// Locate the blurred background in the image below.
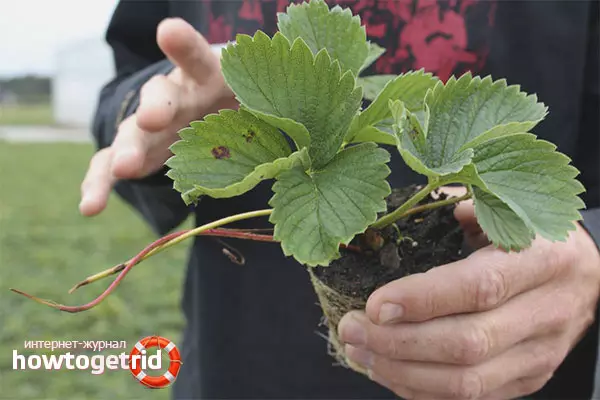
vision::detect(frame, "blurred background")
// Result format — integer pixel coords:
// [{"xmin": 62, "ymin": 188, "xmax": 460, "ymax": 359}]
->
[{"xmin": 0, "ymin": 1, "xmax": 189, "ymax": 398}]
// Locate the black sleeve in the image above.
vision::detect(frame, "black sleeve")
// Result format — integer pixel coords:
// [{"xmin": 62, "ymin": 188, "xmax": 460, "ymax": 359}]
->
[
  {"xmin": 579, "ymin": 0, "xmax": 600, "ymax": 248},
  {"xmin": 580, "ymin": 2, "xmax": 600, "ymax": 249},
  {"xmin": 582, "ymin": 210, "xmax": 600, "ymax": 251},
  {"xmin": 92, "ymin": 1, "xmax": 193, "ymax": 236}
]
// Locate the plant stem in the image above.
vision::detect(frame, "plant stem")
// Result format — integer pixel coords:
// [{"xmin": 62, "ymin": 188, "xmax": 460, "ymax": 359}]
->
[
  {"xmin": 371, "ymin": 183, "xmax": 473, "ymax": 229},
  {"xmin": 10, "ymin": 209, "xmax": 273, "ymax": 313},
  {"xmin": 151, "ymin": 209, "xmax": 274, "ymax": 256},
  {"xmin": 396, "ymin": 191, "xmax": 472, "ymax": 219},
  {"xmin": 371, "ymin": 182, "xmax": 438, "ymax": 229}
]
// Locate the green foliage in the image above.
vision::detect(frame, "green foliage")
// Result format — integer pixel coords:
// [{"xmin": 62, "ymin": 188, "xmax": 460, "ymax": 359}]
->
[
  {"xmin": 472, "ymin": 187, "xmax": 535, "ymax": 251},
  {"xmin": 169, "ymin": 0, "xmax": 390, "ymax": 266},
  {"xmin": 471, "ymin": 133, "xmax": 584, "ymax": 246},
  {"xmin": 277, "ymin": 0, "xmax": 369, "ymax": 75},
  {"xmin": 221, "ymin": 31, "xmax": 362, "ymax": 168},
  {"xmin": 359, "ymin": 42, "xmax": 386, "ymax": 74},
  {"xmin": 166, "ymin": 109, "xmax": 308, "ymax": 204},
  {"xmin": 348, "ymin": 70, "xmax": 438, "ymax": 144},
  {"xmin": 356, "ymin": 75, "xmax": 395, "ymax": 101},
  {"xmin": 168, "ymin": 0, "xmax": 585, "ymax": 264},
  {"xmin": 270, "ymin": 143, "xmax": 390, "ymax": 265},
  {"xmin": 392, "ymin": 74, "xmax": 583, "ymax": 250}
]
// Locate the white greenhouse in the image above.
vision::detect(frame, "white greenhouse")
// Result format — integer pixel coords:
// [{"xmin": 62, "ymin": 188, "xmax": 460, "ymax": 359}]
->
[{"xmin": 52, "ymin": 38, "xmax": 114, "ymax": 128}]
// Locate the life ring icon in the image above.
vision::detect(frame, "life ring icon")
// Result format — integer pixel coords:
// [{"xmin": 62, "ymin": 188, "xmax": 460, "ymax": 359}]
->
[{"xmin": 129, "ymin": 336, "xmax": 182, "ymax": 388}]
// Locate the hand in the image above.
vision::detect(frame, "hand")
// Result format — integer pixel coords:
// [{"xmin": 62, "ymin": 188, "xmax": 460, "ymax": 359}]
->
[
  {"xmin": 338, "ymin": 200, "xmax": 600, "ymax": 399},
  {"xmin": 79, "ymin": 18, "xmax": 237, "ymax": 216}
]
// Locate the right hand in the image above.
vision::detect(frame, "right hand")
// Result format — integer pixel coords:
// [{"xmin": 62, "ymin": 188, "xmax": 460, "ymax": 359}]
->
[{"xmin": 79, "ymin": 18, "xmax": 237, "ymax": 216}]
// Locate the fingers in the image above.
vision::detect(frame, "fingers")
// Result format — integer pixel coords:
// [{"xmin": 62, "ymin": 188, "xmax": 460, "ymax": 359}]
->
[
  {"xmin": 347, "ymin": 337, "xmax": 565, "ymax": 399},
  {"xmin": 366, "ymin": 240, "xmax": 562, "ymax": 324},
  {"xmin": 454, "ymin": 199, "xmax": 490, "ymax": 250},
  {"xmin": 80, "ymin": 148, "xmax": 116, "ymax": 216},
  {"xmin": 110, "ymin": 115, "xmax": 149, "ymax": 179},
  {"xmin": 157, "ymin": 18, "xmax": 219, "ymax": 84},
  {"xmin": 80, "ymin": 115, "xmax": 155, "ymax": 217},
  {"xmin": 340, "ymin": 281, "xmax": 567, "ymax": 365},
  {"xmin": 481, "ymin": 375, "xmax": 551, "ymax": 400},
  {"xmin": 137, "ymin": 75, "xmax": 180, "ymax": 132}
]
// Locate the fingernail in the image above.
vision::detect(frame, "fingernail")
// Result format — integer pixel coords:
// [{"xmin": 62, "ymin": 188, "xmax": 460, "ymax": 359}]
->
[
  {"xmin": 338, "ymin": 313, "xmax": 366, "ymax": 345},
  {"xmin": 379, "ymin": 303, "xmax": 404, "ymax": 324},
  {"xmin": 345, "ymin": 344, "xmax": 374, "ymax": 368}
]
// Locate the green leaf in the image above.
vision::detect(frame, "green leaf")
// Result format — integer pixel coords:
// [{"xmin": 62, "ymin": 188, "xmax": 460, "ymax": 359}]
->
[
  {"xmin": 221, "ymin": 31, "xmax": 363, "ymax": 169},
  {"xmin": 472, "ymin": 187, "xmax": 535, "ymax": 251},
  {"xmin": 166, "ymin": 109, "xmax": 307, "ymax": 204},
  {"xmin": 277, "ymin": 0, "xmax": 369, "ymax": 75},
  {"xmin": 348, "ymin": 70, "xmax": 438, "ymax": 143},
  {"xmin": 391, "ymin": 100, "xmax": 471, "ymax": 176},
  {"xmin": 471, "ymin": 133, "xmax": 584, "ymax": 242},
  {"xmin": 349, "ymin": 125, "xmax": 396, "ymax": 146},
  {"xmin": 359, "ymin": 42, "xmax": 386, "ymax": 73},
  {"xmin": 356, "ymin": 75, "xmax": 396, "ymax": 101},
  {"xmin": 269, "ymin": 143, "xmax": 391, "ymax": 266},
  {"xmin": 423, "ymin": 73, "xmax": 548, "ymax": 170}
]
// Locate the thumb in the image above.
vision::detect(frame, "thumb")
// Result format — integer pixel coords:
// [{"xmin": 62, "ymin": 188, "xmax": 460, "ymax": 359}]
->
[{"xmin": 156, "ymin": 18, "xmax": 220, "ymax": 84}]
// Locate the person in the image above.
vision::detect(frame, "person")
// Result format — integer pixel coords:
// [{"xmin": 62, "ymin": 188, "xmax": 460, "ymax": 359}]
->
[{"xmin": 81, "ymin": 1, "xmax": 600, "ymax": 398}]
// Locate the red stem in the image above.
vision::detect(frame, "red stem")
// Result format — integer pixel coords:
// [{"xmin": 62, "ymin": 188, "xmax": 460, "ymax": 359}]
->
[
  {"xmin": 10, "ymin": 231, "xmax": 186, "ymax": 313},
  {"xmin": 10, "ymin": 228, "xmax": 361, "ymax": 313}
]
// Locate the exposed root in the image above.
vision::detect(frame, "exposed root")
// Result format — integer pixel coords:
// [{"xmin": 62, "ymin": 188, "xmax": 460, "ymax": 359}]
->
[
  {"xmin": 308, "ymin": 268, "xmax": 368, "ymax": 376},
  {"xmin": 11, "ymin": 210, "xmax": 273, "ymax": 313},
  {"xmin": 11, "ymin": 207, "xmax": 365, "ymax": 314},
  {"xmin": 10, "ymin": 231, "xmax": 184, "ymax": 313}
]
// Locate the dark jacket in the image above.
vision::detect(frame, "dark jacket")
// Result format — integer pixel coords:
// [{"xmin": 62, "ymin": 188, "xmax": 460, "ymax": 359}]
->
[{"xmin": 93, "ymin": 1, "xmax": 600, "ymax": 398}]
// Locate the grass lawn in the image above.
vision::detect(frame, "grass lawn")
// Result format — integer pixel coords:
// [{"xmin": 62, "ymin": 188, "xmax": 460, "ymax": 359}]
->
[
  {"xmin": 0, "ymin": 141, "xmax": 191, "ymax": 399},
  {"xmin": 0, "ymin": 104, "xmax": 54, "ymax": 126}
]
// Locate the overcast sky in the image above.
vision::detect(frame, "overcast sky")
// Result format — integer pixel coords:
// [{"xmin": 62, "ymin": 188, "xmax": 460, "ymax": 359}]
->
[{"xmin": 0, "ymin": 0, "xmax": 117, "ymax": 77}]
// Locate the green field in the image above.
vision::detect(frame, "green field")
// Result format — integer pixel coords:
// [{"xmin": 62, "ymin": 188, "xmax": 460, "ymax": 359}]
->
[
  {"xmin": 0, "ymin": 142, "xmax": 191, "ymax": 399},
  {"xmin": 0, "ymin": 104, "xmax": 54, "ymax": 126}
]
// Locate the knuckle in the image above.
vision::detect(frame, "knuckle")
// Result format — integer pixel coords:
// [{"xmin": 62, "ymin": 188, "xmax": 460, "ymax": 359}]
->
[
  {"xmin": 423, "ymin": 282, "xmax": 441, "ymax": 317},
  {"xmin": 542, "ymin": 243, "xmax": 574, "ymax": 277},
  {"xmin": 143, "ymin": 74, "xmax": 166, "ymax": 89},
  {"xmin": 474, "ymin": 267, "xmax": 508, "ymax": 310},
  {"xmin": 549, "ymin": 307, "xmax": 573, "ymax": 330},
  {"xmin": 450, "ymin": 370, "xmax": 484, "ymax": 399},
  {"xmin": 539, "ymin": 298, "xmax": 574, "ymax": 332},
  {"xmin": 449, "ymin": 324, "xmax": 491, "ymax": 365}
]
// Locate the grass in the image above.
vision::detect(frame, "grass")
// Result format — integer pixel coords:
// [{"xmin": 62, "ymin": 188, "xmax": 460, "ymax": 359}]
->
[
  {"xmin": 0, "ymin": 141, "xmax": 191, "ymax": 399},
  {"xmin": 0, "ymin": 104, "xmax": 54, "ymax": 126}
]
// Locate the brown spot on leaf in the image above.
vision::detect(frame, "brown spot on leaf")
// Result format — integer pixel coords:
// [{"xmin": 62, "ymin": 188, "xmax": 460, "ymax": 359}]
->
[
  {"xmin": 243, "ymin": 129, "xmax": 256, "ymax": 143},
  {"xmin": 211, "ymin": 146, "xmax": 231, "ymax": 159}
]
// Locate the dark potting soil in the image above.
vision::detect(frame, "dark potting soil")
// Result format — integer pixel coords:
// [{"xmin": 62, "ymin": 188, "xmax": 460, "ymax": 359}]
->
[{"xmin": 313, "ymin": 185, "xmax": 465, "ymax": 301}]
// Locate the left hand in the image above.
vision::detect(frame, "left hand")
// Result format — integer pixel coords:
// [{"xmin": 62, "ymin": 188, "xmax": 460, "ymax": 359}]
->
[{"xmin": 338, "ymin": 200, "xmax": 600, "ymax": 399}]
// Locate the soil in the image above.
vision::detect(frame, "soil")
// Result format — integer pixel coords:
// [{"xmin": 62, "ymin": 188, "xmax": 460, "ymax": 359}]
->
[{"xmin": 313, "ymin": 185, "xmax": 465, "ymax": 302}]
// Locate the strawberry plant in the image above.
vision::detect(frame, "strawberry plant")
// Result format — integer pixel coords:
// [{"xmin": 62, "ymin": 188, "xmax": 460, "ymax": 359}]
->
[{"xmin": 13, "ymin": 0, "xmax": 584, "ymax": 374}]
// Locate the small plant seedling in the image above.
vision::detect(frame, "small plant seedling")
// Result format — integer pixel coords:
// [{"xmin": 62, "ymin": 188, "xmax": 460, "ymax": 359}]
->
[{"xmin": 12, "ymin": 0, "xmax": 585, "ymax": 373}]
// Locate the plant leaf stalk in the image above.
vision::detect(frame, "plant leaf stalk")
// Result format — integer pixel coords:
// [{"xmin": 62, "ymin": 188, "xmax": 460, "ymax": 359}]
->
[{"xmin": 372, "ymin": 182, "xmax": 473, "ymax": 229}]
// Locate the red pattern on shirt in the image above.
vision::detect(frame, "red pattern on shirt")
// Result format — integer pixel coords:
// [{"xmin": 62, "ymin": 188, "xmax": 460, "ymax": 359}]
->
[{"xmin": 205, "ymin": 0, "xmax": 496, "ymax": 81}]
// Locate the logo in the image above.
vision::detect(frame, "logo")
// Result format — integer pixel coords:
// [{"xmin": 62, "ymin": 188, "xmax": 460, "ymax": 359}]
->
[{"xmin": 129, "ymin": 336, "xmax": 182, "ymax": 388}]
